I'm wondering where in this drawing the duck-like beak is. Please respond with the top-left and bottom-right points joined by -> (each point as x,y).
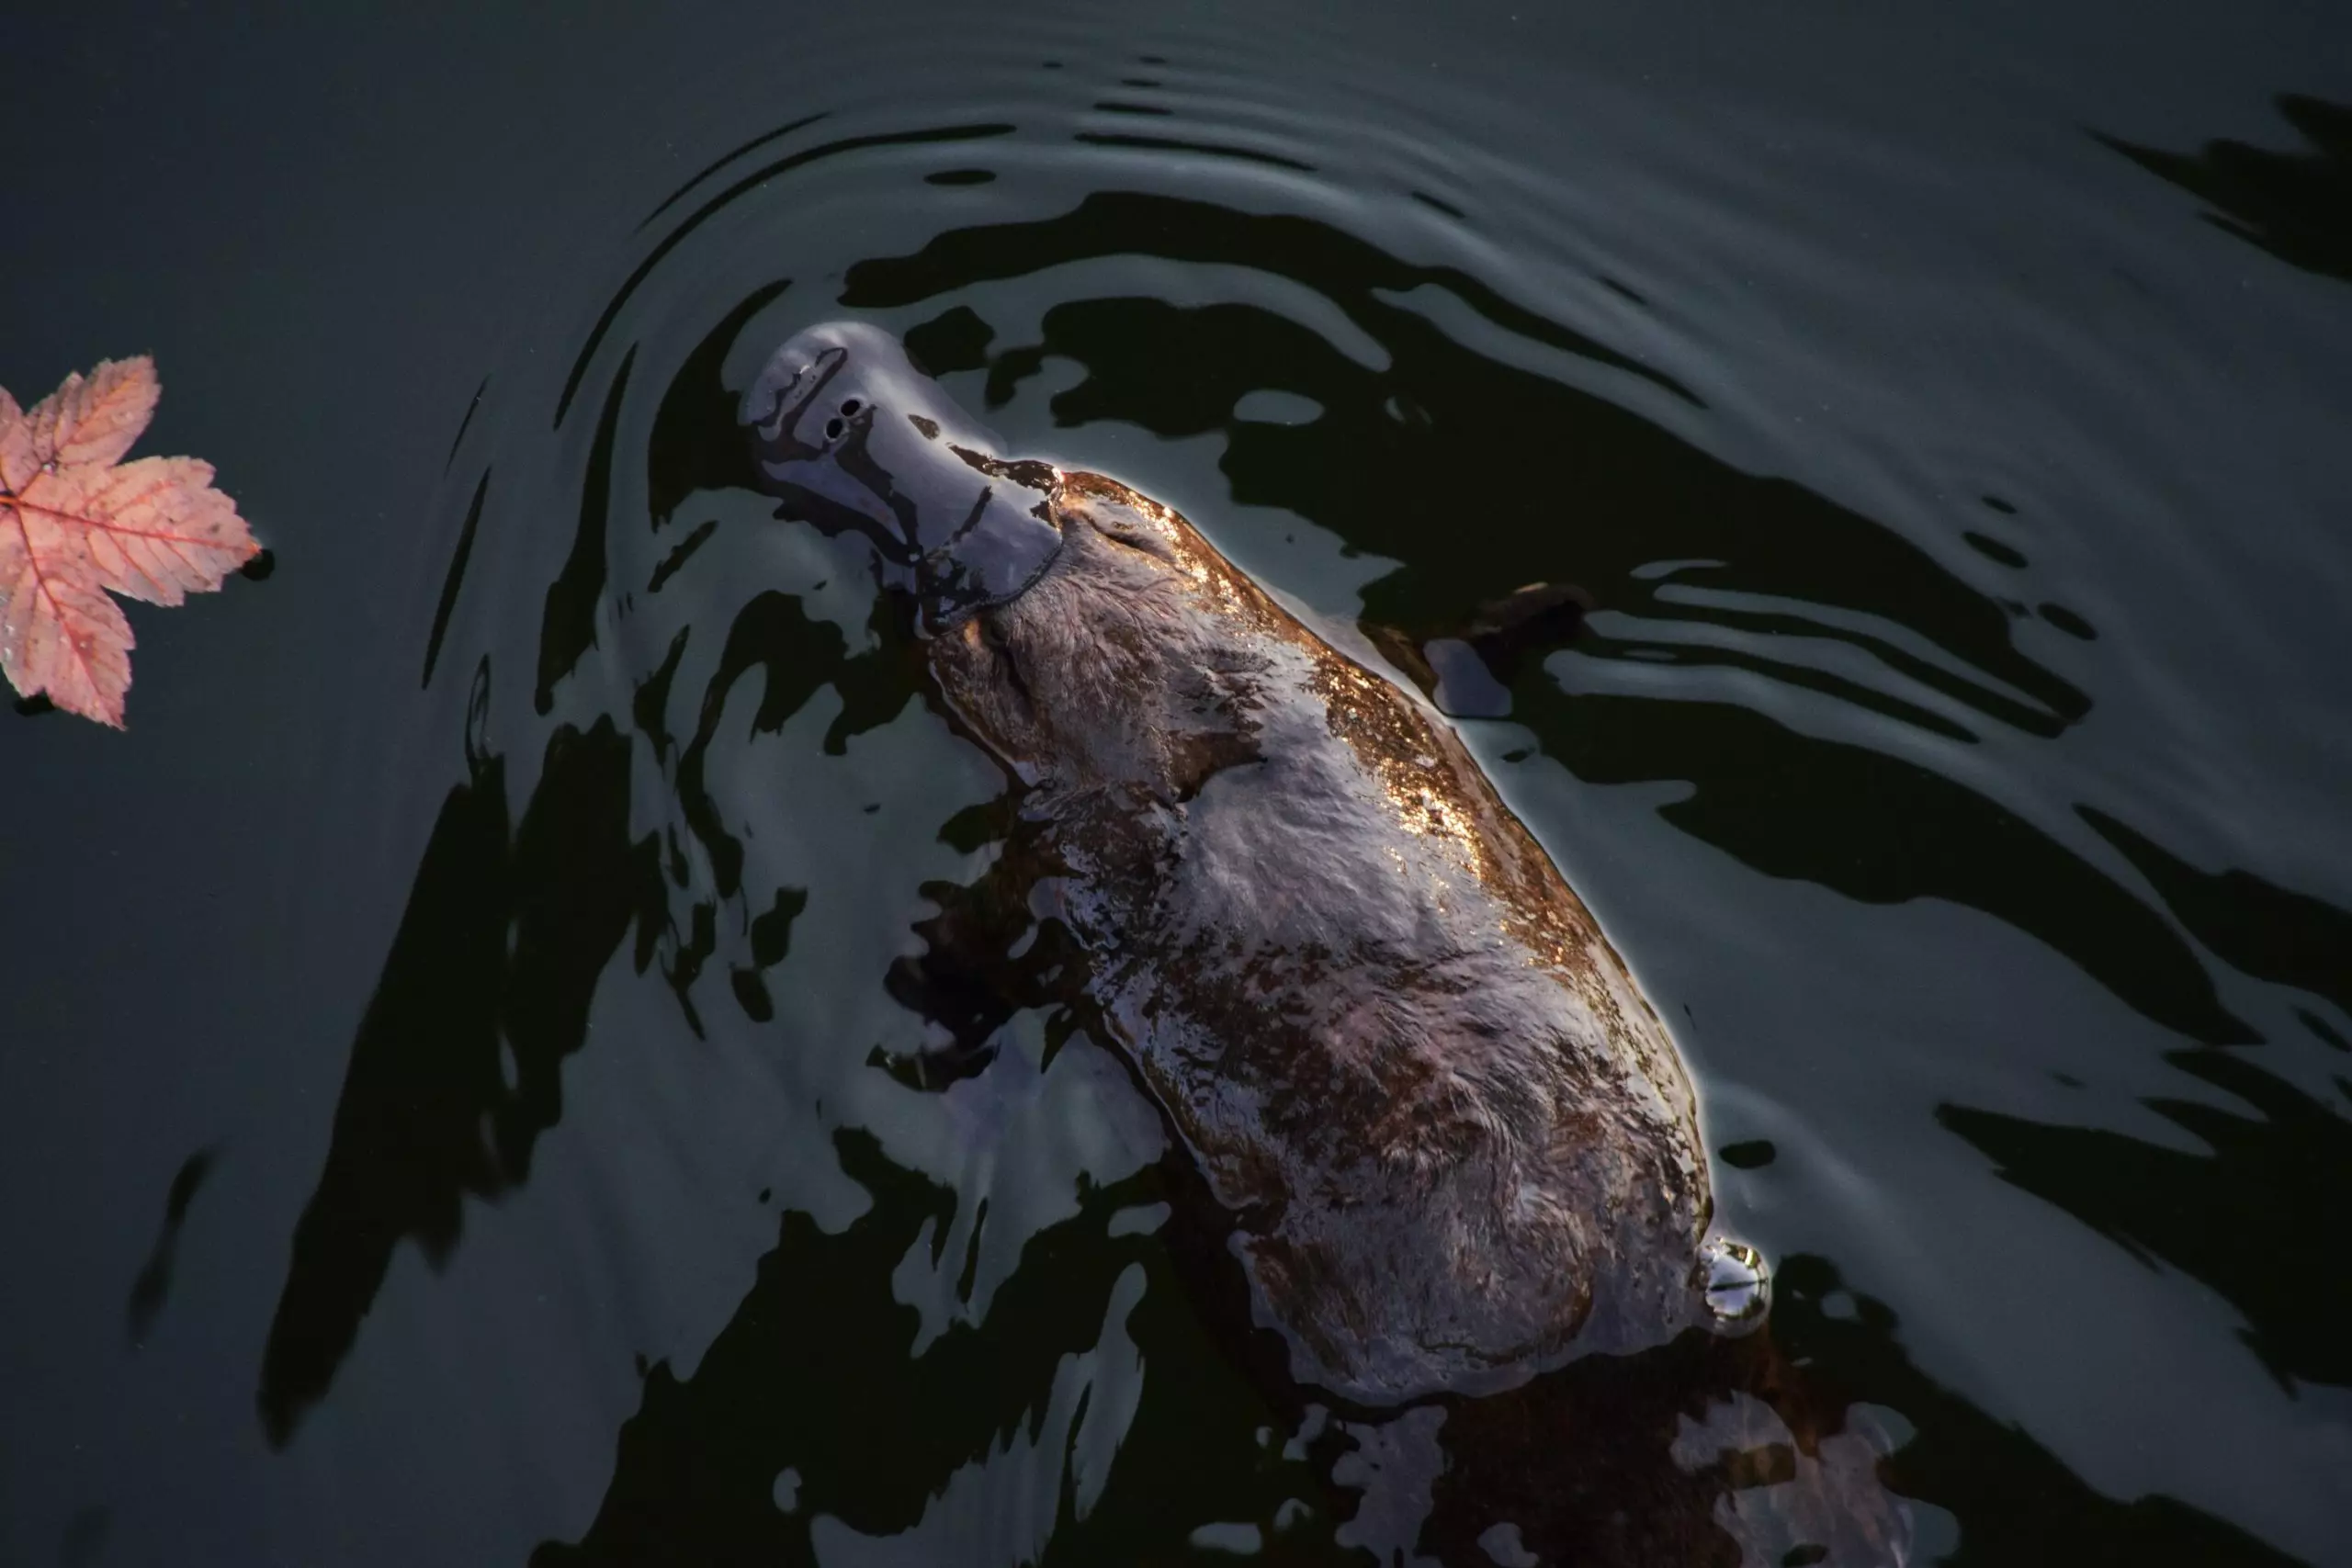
743,320 -> 1063,629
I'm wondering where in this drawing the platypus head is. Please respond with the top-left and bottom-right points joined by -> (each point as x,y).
742,321 -> 1064,630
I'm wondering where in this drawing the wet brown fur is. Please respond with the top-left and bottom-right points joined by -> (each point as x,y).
930,471 -> 1713,1403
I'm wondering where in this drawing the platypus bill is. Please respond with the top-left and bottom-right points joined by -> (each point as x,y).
744,320 -> 1767,1405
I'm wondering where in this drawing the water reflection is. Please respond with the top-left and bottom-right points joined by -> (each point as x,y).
527,1153 -> 2309,1567
258,666 -> 662,1443
538,357 -> 634,716
555,121 -> 1020,427
1944,1043 -> 2352,1393
272,77 -> 2339,1562
2098,96 -> 2352,283
840,196 -> 2240,1045
2082,807 -> 2352,1024
1932,811 -> 2352,1393
529,1131 -> 1261,1565
125,1145 -> 218,1348
1516,688 -> 2248,1044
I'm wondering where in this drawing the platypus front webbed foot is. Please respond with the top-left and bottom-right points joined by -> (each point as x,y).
1364,581 -> 1595,718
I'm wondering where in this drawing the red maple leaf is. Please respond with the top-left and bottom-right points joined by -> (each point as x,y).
0,356 -> 259,728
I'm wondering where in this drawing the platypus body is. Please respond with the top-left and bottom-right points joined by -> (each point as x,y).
744,321 -> 1764,1405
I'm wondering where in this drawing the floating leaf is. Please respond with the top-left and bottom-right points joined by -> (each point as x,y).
0,357 -> 259,728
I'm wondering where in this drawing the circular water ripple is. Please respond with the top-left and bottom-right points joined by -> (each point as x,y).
298,17 -> 2352,1565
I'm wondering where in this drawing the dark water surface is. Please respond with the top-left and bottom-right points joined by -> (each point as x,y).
5,4 -> 2349,1563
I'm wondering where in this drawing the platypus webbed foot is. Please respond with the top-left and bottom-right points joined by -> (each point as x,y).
1363,581 -> 1595,718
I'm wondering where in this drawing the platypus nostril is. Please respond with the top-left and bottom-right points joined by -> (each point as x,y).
1702,1235 -> 1771,1328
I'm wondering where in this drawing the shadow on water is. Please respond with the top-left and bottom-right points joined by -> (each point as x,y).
2082,807 -> 2352,1024
2098,96 -> 2352,282
1942,1042 -> 2352,1393
537,355 -> 636,716
261,274 -> 889,1442
526,1130 -> 1359,1567
529,1123 -> 2301,1567
1941,814 -> 2352,1393
125,1145 -> 219,1348
1513,687 -> 2250,1044
257,664 -> 667,1444
268,104 -> 2334,1558
1426,1251 -> 2303,1568
653,582 -> 912,1034
842,192 -> 2062,725
846,193 -> 2247,1046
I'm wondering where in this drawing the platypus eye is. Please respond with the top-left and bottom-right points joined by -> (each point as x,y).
1081,499 -> 1179,561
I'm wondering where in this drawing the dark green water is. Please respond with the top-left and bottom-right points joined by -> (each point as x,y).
4,4 -> 2348,1563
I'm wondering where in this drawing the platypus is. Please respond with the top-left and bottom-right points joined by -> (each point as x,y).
743,321 -> 1767,1405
